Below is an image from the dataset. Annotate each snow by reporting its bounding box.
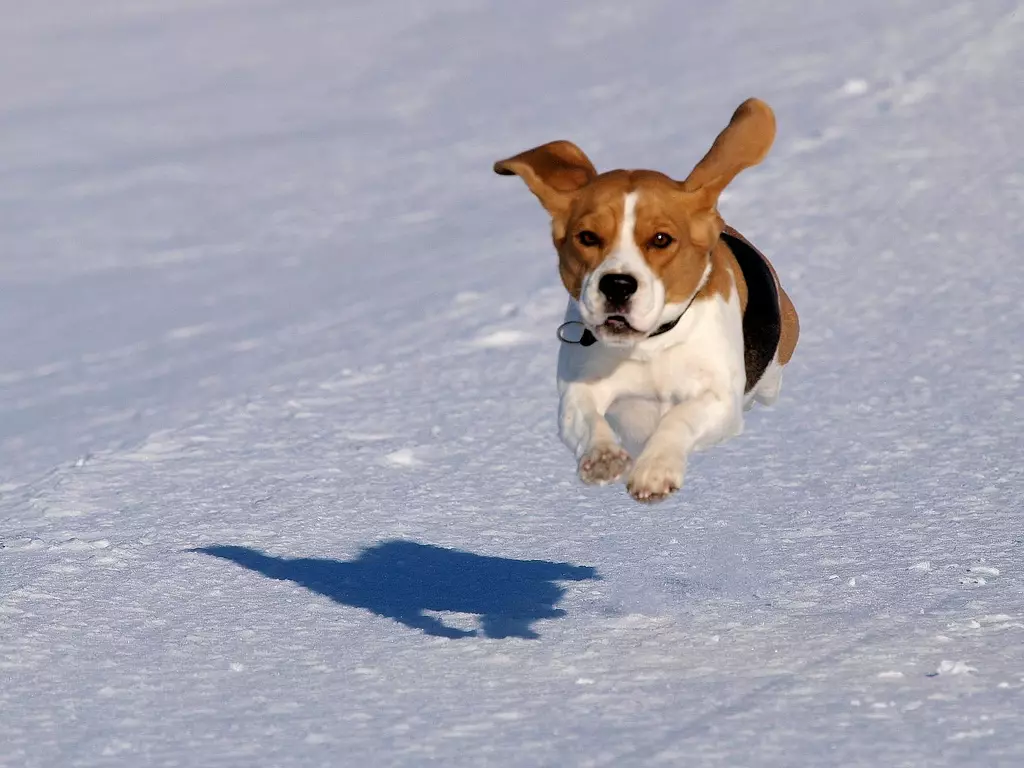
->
[1,0,1023,765]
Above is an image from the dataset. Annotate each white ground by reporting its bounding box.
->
[2,1,1023,766]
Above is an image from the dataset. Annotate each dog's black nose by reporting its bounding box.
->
[598,273,638,305]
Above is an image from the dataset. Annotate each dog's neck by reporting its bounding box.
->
[572,301,690,348]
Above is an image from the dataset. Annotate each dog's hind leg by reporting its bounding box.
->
[750,361,783,407]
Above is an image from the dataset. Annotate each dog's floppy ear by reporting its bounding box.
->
[681,98,775,207]
[494,141,597,220]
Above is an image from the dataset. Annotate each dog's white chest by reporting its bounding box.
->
[560,293,745,403]
[557,293,747,457]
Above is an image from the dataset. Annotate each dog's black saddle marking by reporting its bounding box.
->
[721,229,782,393]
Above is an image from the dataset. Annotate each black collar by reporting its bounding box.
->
[557,294,694,348]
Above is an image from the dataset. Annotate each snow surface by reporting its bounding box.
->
[2,0,1023,765]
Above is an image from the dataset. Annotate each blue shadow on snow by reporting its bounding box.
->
[193,540,599,639]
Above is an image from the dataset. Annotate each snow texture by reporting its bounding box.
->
[2,1,1023,766]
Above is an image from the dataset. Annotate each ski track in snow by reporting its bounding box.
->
[2,1,1023,766]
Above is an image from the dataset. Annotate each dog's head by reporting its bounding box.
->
[495,98,775,347]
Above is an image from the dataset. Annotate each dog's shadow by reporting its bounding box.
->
[194,540,599,639]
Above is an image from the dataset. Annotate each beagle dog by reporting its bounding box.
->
[494,98,799,503]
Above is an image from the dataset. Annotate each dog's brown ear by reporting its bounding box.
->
[494,141,597,219]
[681,98,775,206]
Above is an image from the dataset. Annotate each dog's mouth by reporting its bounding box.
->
[600,315,639,335]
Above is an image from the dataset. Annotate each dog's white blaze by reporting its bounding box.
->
[578,191,665,334]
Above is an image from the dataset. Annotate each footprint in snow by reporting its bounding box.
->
[471,330,531,348]
[50,538,111,552]
[384,448,423,467]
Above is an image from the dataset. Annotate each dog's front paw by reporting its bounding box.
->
[627,456,685,503]
[578,444,632,485]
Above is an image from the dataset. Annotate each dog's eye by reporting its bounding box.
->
[576,230,602,248]
[650,232,674,249]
